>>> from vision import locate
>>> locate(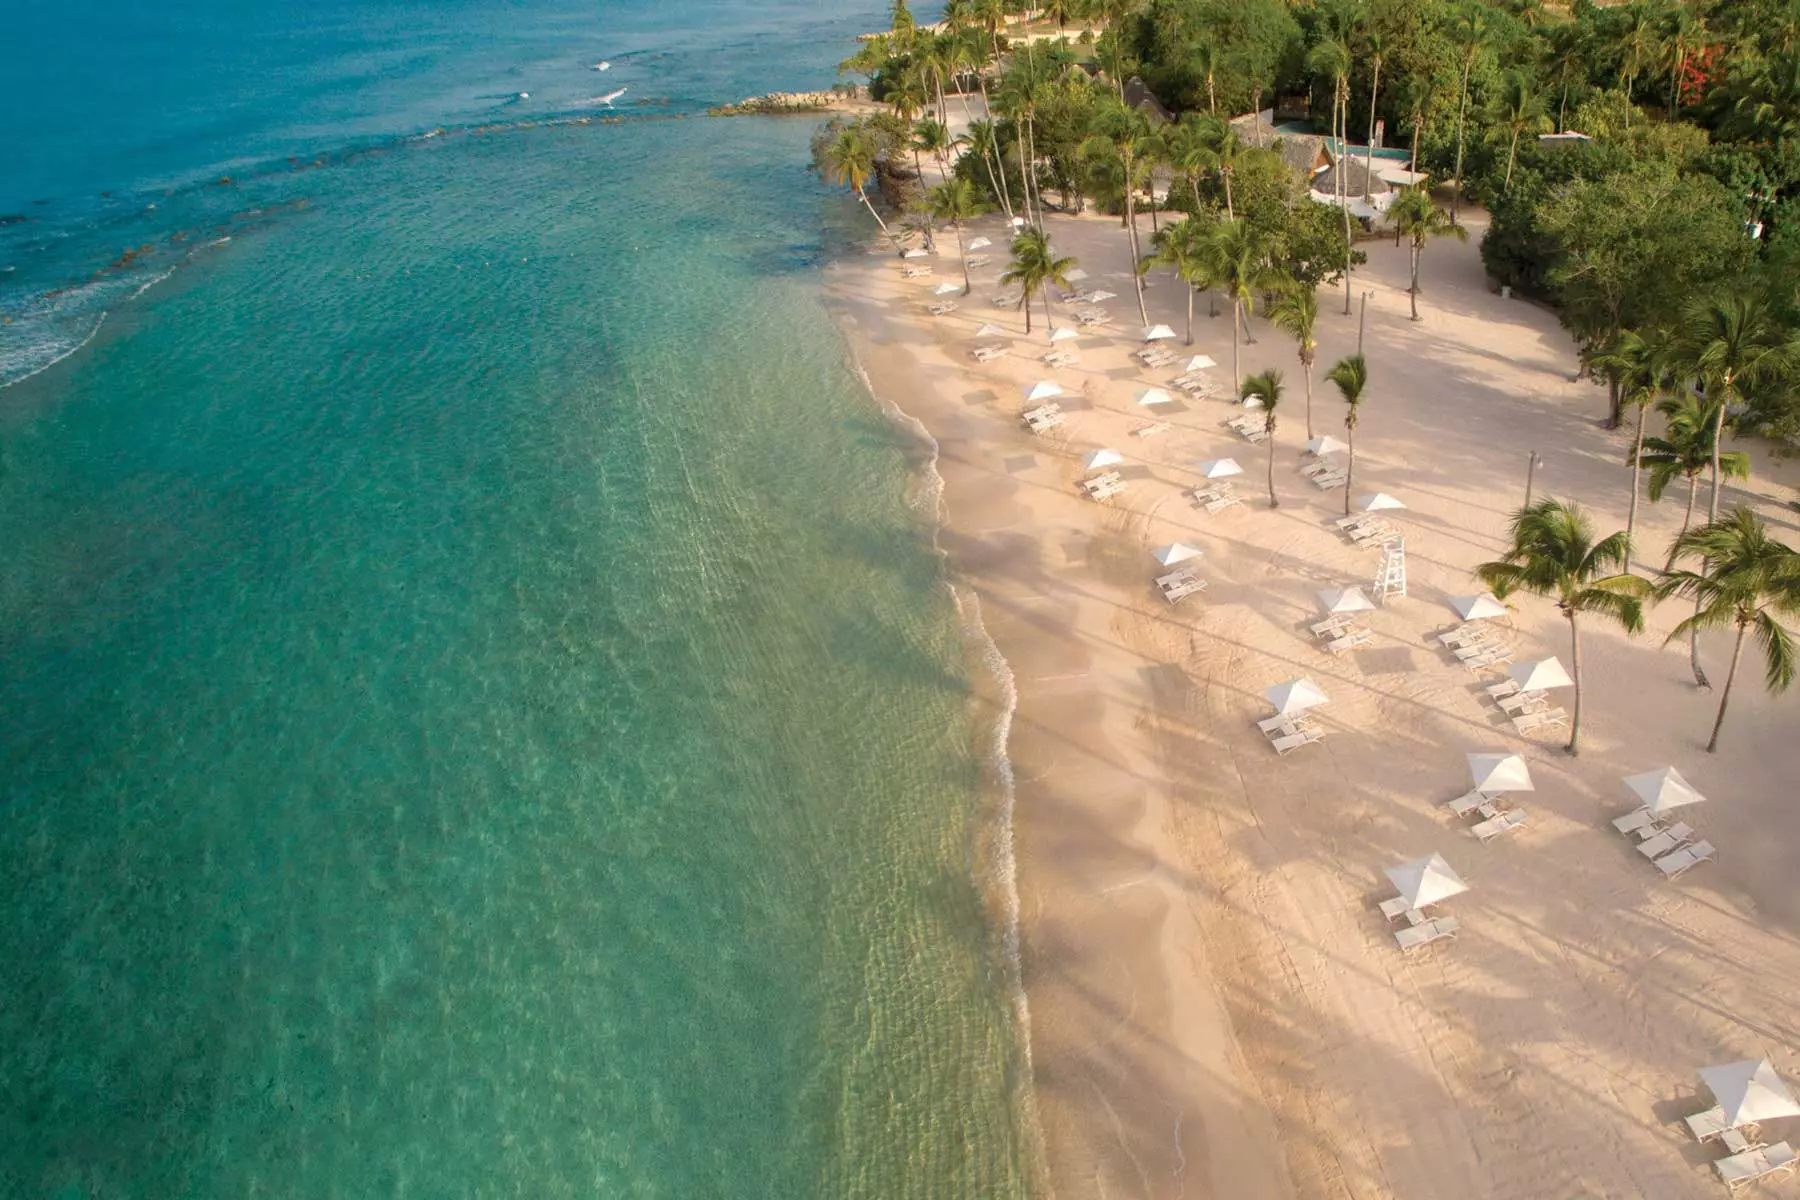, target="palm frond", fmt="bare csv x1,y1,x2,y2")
1753,610,1798,692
